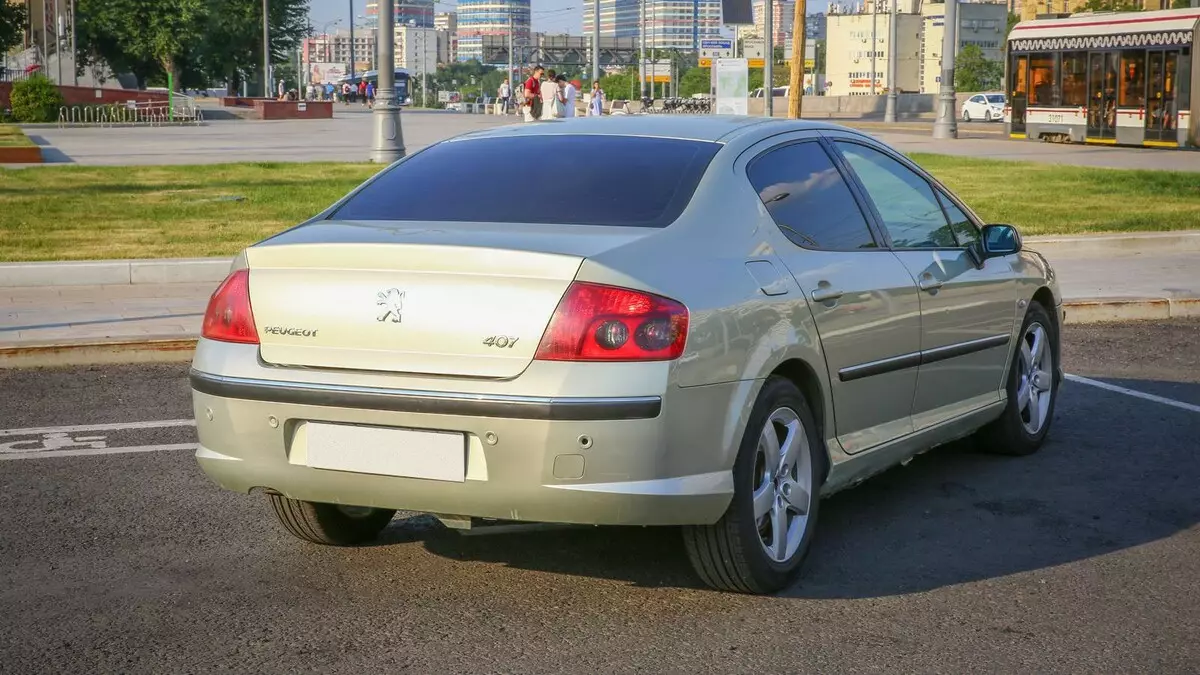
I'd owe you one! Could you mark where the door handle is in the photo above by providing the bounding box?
[811,287,844,303]
[919,276,943,292]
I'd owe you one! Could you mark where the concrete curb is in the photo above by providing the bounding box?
[1061,297,1200,324]
[1,230,1196,288]
[0,258,230,287]
[0,336,197,369]
[2,298,1194,369]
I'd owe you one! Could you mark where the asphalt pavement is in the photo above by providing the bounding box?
[1,319,1198,673]
[18,111,1200,171]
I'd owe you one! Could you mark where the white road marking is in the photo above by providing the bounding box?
[0,443,199,462]
[1067,374,1200,414]
[0,419,196,438]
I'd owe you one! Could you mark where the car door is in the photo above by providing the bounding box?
[742,135,923,454]
[967,95,984,118]
[828,136,1018,431]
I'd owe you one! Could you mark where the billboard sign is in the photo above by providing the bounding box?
[308,62,346,85]
[714,58,748,115]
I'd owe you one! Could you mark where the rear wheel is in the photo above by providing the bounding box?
[683,377,825,594]
[977,302,1059,456]
[269,495,396,546]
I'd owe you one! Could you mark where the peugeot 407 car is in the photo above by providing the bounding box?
[191,117,1063,594]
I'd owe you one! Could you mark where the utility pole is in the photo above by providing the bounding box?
[787,0,805,118]
[372,0,406,162]
[508,10,514,106]
[931,0,958,139]
[348,0,355,80]
[70,0,77,86]
[764,0,773,117]
[262,0,271,97]
[55,0,61,84]
[592,0,601,83]
[870,0,877,95]
[640,0,646,95]
[884,0,898,122]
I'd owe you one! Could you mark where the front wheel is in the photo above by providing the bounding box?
[962,109,971,122]
[976,302,1059,455]
[683,377,825,594]
[269,495,396,546]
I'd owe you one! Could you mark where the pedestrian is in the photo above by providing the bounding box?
[359,80,368,106]
[522,66,544,122]
[325,82,334,101]
[277,78,285,100]
[366,80,376,108]
[540,69,564,120]
[498,78,511,114]
[587,81,604,116]
[561,76,578,118]
[586,81,604,116]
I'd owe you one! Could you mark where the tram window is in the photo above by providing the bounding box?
[1030,55,1055,105]
[1012,55,1028,99]
[1062,53,1088,106]
[1119,51,1147,107]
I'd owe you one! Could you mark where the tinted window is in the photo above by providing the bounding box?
[938,192,979,246]
[331,135,721,227]
[985,94,1006,104]
[747,141,877,250]
[836,142,957,248]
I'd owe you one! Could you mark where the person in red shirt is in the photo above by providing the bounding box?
[522,66,544,122]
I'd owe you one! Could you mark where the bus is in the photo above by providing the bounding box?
[1005,8,1199,149]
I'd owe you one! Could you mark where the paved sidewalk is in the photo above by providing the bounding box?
[2,247,1196,350]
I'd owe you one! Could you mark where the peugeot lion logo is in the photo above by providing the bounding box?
[376,289,405,323]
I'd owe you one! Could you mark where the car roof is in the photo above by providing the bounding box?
[445,115,859,144]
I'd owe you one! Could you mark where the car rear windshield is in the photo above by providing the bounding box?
[330,134,722,228]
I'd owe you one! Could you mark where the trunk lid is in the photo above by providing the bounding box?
[245,220,651,378]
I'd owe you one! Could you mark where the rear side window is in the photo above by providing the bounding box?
[331,135,721,227]
[747,141,878,250]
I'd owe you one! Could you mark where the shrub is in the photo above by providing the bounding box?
[10,75,65,123]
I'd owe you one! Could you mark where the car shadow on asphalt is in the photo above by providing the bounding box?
[396,379,1199,597]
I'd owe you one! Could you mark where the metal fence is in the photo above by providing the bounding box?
[58,100,204,127]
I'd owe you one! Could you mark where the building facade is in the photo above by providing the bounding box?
[581,0,723,50]
[365,0,436,29]
[457,0,531,62]
[306,28,376,73]
[434,12,458,62]
[920,0,1007,93]
[393,25,439,74]
[753,0,796,45]
[824,2,923,96]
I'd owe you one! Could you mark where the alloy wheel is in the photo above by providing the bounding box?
[751,407,813,563]
[1016,322,1054,435]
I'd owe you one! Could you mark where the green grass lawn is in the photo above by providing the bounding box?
[0,125,36,148]
[0,157,1197,262]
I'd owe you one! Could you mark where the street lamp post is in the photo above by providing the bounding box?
[592,0,600,83]
[884,0,898,122]
[372,0,406,162]
[262,0,271,97]
[348,0,355,80]
[931,0,958,139]
[764,0,773,117]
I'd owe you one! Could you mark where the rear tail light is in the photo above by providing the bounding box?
[201,269,259,344]
[534,282,688,362]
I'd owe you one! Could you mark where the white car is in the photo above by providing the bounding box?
[961,93,1006,122]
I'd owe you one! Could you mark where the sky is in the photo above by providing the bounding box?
[308,0,831,36]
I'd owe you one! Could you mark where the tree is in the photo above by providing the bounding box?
[679,66,710,97]
[75,0,208,88]
[0,0,27,56]
[1080,0,1139,10]
[1171,0,1191,7]
[198,0,308,93]
[955,43,1003,92]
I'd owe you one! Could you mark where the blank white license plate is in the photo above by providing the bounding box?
[305,422,465,482]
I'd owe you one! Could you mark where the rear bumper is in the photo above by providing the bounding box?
[189,341,743,527]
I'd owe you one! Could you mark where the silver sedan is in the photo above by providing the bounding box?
[191,117,1063,594]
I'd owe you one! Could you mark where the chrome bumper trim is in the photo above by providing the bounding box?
[189,369,662,421]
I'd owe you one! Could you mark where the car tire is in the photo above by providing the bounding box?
[683,376,825,594]
[269,494,396,546]
[962,109,971,122]
[977,301,1059,456]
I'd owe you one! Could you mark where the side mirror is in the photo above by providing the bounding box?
[977,223,1023,261]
